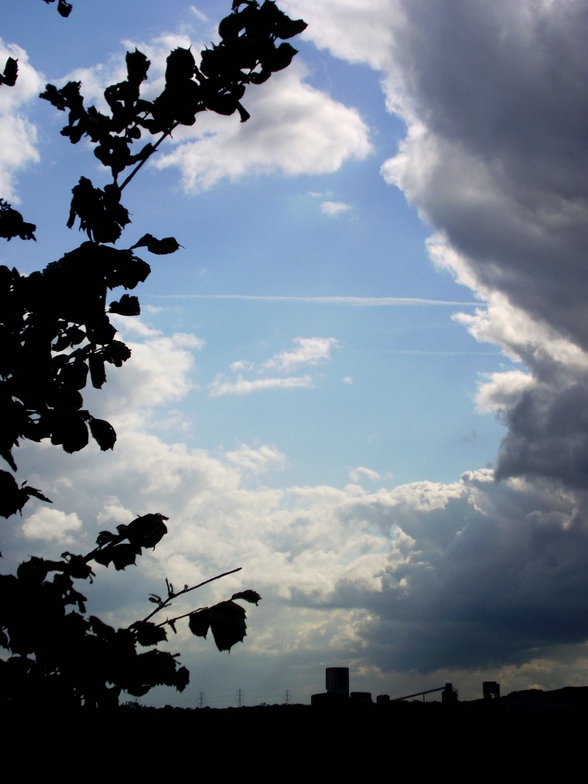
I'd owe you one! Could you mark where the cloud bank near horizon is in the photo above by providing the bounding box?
[12,314,588,697]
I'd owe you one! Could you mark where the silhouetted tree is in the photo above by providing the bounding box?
[0,1,306,710]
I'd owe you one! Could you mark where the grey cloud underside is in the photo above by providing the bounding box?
[14,321,588,679]
[388,0,588,348]
[495,383,588,487]
[304,474,588,672]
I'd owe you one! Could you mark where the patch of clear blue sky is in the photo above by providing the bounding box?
[2,0,514,489]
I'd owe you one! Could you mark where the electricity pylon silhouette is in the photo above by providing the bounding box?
[235,688,244,708]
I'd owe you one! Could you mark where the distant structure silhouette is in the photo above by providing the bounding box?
[197,691,207,708]
[442,683,458,705]
[235,688,245,708]
[483,681,500,701]
[283,689,291,705]
[350,692,373,705]
[391,683,458,703]
[326,667,349,697]
[312,667,376,707]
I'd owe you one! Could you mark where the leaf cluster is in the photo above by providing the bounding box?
[0,199,36,241]
[42,0,73,18]
[0,233,178,515]
[39,1,307,238]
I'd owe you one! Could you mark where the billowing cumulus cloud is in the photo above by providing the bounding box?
[17,404,588,699]
[7,308,586,702]
[340,470,588,673]
[84,320,204,431]
[56,25,371,193]
[155,61,371,192]
[22,508,82,543]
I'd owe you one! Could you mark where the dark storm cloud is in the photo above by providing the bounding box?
[495,383,588,487]
[385,0,588,349]
[331,472,588,672]
[289,0,588,491]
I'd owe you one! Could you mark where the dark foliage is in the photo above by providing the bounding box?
[0,1,305,709]
[2,0,307,516]
[0,513,260,709]
[42,0,73,18]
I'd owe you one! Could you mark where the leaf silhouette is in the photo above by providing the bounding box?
[89,418,117,451]
[130,234,180,255]
[209,600,247,652]
[0,57,18,87]
[124,513,169,549]
[231,590,261,605]
[188,609,211,639]
[133,622,168,647]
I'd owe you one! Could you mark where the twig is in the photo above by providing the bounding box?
[139,566,242,624]
[119,124,179,192]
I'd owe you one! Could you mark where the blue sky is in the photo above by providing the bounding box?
[2,0,587,707]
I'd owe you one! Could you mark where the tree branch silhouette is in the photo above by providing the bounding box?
[0,0,306,709]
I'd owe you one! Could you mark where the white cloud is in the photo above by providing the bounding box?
[209,374,314,398]
[280,0,397,72]
[321,200,352,216]
[10,302,588,702]
[169,293,476,306]
[348,466,383,483]
[225,444,286,473]
[229,360,254,373]
[97,500,135,526]
[0,41,42,201]
[81,321,204,435]
[155,61,371,191]
[22,508,82,542]
[208,336,339,397]
[55,27,371,193]
[190,6,209,23]
[475,370,534,415]
[263,337,339,373]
